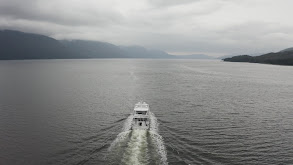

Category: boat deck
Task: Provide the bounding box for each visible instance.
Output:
[131,120,150,130]
[131,101,150,130]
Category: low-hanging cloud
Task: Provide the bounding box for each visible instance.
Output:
[1,0,293,56]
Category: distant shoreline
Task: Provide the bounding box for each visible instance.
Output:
[223,52,293,66]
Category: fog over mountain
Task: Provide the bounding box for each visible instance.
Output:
[280,47,293,53]
[0,30,216,59]
[1,0,293,56]
[0,30,72,60]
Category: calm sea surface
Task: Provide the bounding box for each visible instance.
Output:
[0,59,293,165]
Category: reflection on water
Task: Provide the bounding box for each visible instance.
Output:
[0,59,293,164]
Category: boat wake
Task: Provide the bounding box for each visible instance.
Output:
[149,112,168,164]
[108,113,168,165]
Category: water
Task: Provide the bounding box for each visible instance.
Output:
[0,59,293,165]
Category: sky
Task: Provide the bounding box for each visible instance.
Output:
[1,0,293,56]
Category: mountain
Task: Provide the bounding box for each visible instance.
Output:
[217,55,234,60]
[223,55,254,62]
[0,29,213,60]
[217,53,264,60]
[61,40,127,58]
[0,30,170,59]
[279,47,293,53]
[0,30,73,60]
[223,49,293,65]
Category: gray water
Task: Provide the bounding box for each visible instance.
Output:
[0,59,293,165]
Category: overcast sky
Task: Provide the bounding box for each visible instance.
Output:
[1,0,293,56]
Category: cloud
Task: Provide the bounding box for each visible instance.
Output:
[148,0,199,7]
[0,0,124,26]
[1,0,293,56]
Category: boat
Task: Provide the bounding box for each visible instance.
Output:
[131,101,150,130]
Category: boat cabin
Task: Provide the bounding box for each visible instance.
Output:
[132,102,150,130]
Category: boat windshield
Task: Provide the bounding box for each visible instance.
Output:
[136,111,147,115]
[137,118,148,121]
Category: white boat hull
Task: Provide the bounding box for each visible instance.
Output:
[131,101,150,130]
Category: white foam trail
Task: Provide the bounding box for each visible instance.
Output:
[122,114,133,132]
[129,71,138,81]
[108,131,130,151]
[108,115,133,151]
[149,112,168,165]
[109,113,168,165]
[149,112,159,132]
[122,130,149,165]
